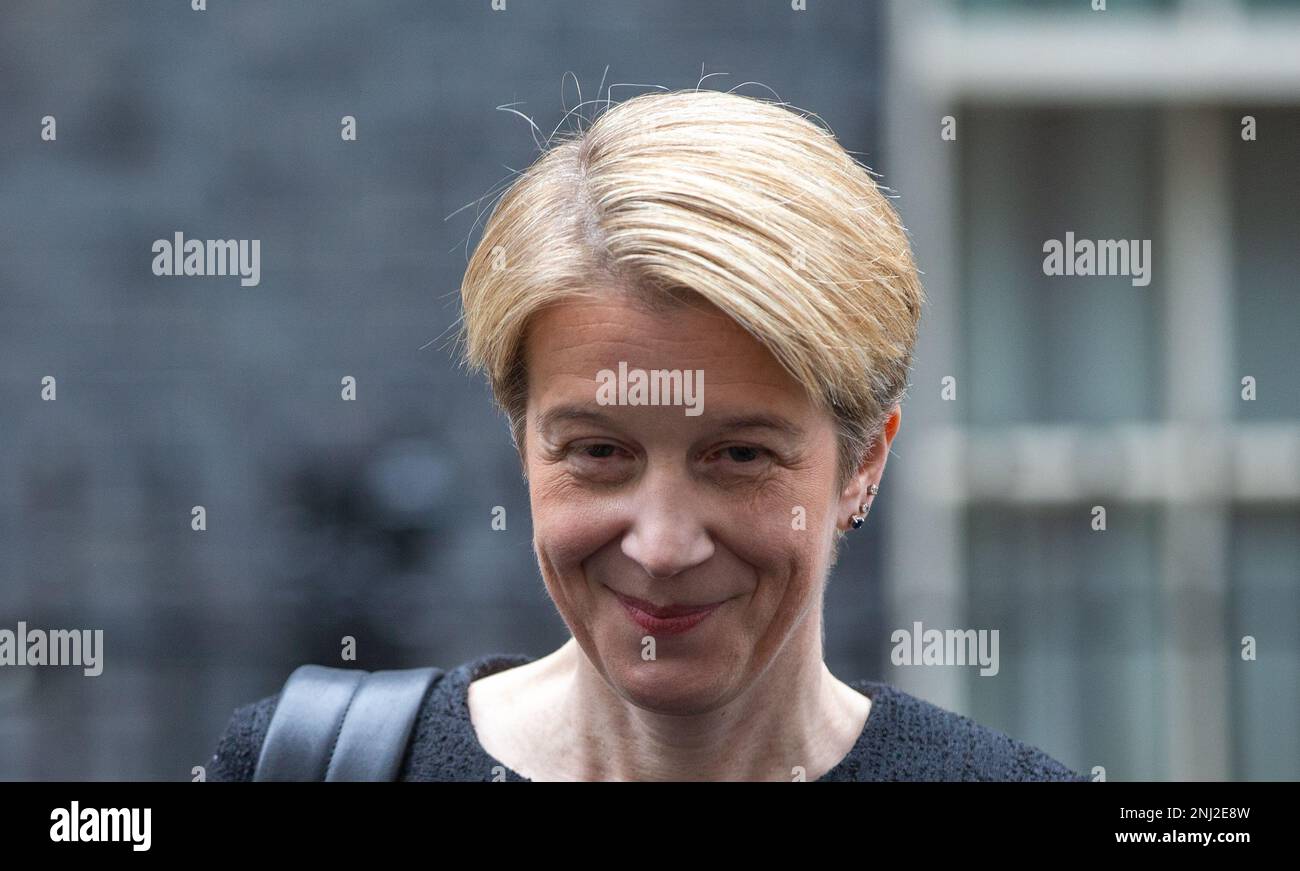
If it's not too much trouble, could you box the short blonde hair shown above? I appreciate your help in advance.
[457,89,924,488]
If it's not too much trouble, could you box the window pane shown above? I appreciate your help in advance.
[1230,108,1300,422]
[959,107,1165,424]
[1229,509,1300,780]
[964,505,1165,779]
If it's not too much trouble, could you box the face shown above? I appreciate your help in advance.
[522,292,894,715]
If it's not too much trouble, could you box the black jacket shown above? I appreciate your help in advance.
[208,652,1089,781]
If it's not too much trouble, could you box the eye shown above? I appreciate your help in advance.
[706,444,773,468]
[566,441,634,464]
[562,441,636,484]
[723,445,763,463]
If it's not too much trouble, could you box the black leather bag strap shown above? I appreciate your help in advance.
[253,664,442,781]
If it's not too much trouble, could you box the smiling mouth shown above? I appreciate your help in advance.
[610,590,727,636]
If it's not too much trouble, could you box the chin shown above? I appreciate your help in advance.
[598,641,746,716]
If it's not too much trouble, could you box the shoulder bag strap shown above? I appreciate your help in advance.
[253,664,442,781]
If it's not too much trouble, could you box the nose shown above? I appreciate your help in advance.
[620,476,715,580]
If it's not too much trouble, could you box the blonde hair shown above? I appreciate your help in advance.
[456,89,924,489]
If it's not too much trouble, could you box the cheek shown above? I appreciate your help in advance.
[528,470,623,571]
[714,482,835,595]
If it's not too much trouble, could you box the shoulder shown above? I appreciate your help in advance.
[402,653,534,781]
[207,691,280,782]
[206,653,532,782]
[849,680,1090,782]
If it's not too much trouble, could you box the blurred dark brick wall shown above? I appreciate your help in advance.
[0,0,886,779]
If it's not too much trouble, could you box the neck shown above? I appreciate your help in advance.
[541,619,869,781]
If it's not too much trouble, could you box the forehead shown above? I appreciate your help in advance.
[520,292,828,441]
[523,293,798,392]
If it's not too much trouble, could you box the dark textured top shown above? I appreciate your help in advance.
[208,652,1089,782]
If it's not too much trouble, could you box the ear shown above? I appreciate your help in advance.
[835,404,901,532]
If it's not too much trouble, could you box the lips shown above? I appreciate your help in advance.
[611,590,726,636]
[613,592,720,618]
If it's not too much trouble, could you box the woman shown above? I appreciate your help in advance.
[209,89,1086,781]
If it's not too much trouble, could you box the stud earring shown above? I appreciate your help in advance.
[849,483,881,530]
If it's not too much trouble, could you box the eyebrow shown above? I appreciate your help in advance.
[712,413,806,439]
[534,406,615,436]
[535,405,806,439]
